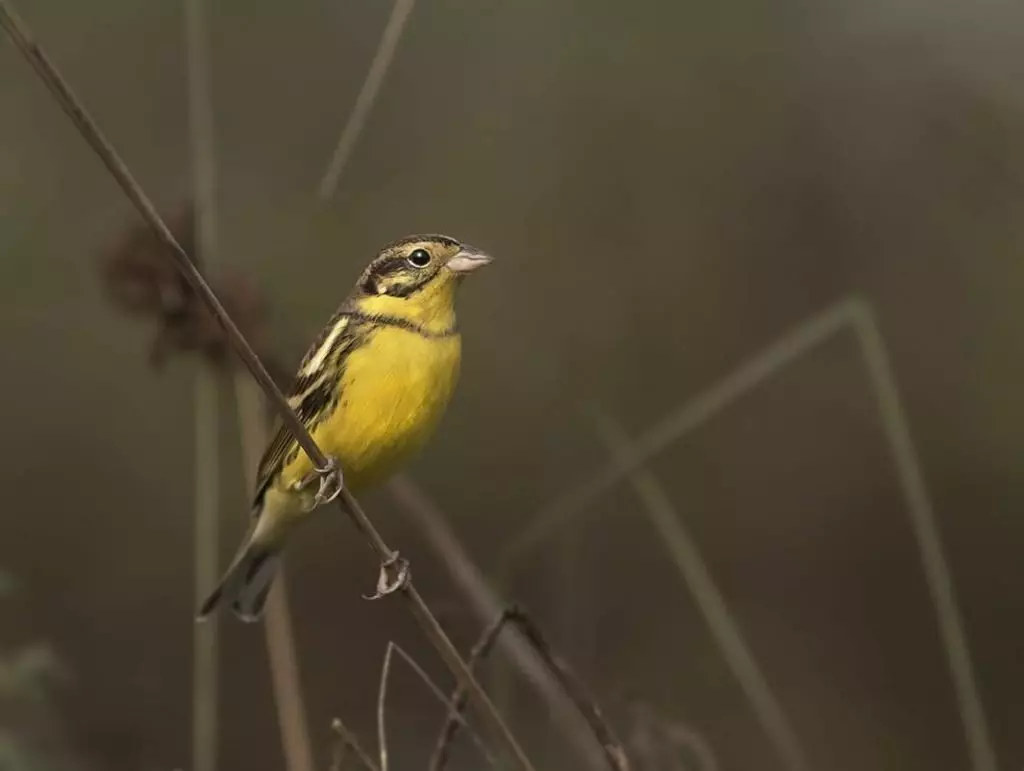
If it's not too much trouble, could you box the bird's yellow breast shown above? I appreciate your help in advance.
[281,327,462,493]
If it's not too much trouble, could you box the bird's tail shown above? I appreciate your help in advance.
[196,536,280,624]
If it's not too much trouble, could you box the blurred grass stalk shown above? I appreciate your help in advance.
[588,409,808,771]
[184,0,219,768]
[317,0,418,200]
[235,376,315,771]
[499,297,998,771]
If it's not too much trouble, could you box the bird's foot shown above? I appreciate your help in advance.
[363,551,410,600]
[298,455,344,511]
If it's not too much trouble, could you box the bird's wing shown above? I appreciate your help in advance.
[252,310,365,507]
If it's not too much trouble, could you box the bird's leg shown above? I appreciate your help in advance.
[296,455,345,510]
[363,550,410,600]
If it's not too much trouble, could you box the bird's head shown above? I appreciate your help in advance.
[352,235,492,332]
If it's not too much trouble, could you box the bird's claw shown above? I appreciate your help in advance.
[363,551,410,600]
[299,456,344,511]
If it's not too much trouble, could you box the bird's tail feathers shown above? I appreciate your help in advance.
[196,535,280,624]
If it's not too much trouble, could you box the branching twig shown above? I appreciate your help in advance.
[330,718,379,771]
[431,605,631,771]
[391,474,607,770]
[380,641,495,768]
[506,607,630,771]
[0,8,534,769]
[428,608,512,771]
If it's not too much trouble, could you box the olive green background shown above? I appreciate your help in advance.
[2,0,1024,769]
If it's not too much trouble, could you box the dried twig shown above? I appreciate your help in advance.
[506,607,630,771]
[317,0,418,199]
[377,644,395,771]
[391,475,606,770]
[430,605,631,771]
[330,718,379,771]
[428,607,511,771]
[0,8,534,769]
[383,641,495,768]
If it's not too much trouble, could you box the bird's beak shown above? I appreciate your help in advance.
[446,245,493,274]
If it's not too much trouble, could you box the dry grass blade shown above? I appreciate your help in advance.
[590,409,808,771]
[391,475,606,769]
[508,607,631,771]
[377,644,396,771]
[0,8,535,768]
[318,0,418,199]
[431,604,632,771]
[383,642,496,768]
[428,608,512,771]
[331,718,380,771]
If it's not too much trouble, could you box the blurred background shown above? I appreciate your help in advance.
[2,0,1024,769]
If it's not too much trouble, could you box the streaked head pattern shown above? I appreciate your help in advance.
[356,234,492,299]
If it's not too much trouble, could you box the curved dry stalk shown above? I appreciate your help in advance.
[0,9,535,770]
[331,718,379,771]
[377,644,395,771]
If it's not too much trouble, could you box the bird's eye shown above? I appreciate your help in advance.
[408,248,431,268]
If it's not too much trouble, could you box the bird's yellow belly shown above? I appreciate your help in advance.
[282,327,461,494]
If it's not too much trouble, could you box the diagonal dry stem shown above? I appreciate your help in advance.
[428,607,513,771]
[331,717,380,771]
[0,7,534,769]
[385,642,496,767]
[317,0,418,200]
[497,295,996,771]
[391,474,606,769]
[429,605,631,771]
[590,409,808,771]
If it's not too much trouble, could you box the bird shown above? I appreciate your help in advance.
[197,234,492,622]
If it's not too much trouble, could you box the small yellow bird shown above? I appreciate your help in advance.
[197,234,492,622]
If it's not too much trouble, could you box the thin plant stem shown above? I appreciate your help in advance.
[235,375,315,771]
[0,7,534,769]
[498,301,854,570]
[385,643,495,767]
[590,409,808,771]
[183,0,220,768]
[376,644,394,771]
[390,474,605,769]
[331,718,380,771]
[317,0,418,200]
[850,301,997,771]
[506,607,631,771]
[429,608,513,771]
